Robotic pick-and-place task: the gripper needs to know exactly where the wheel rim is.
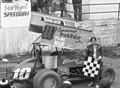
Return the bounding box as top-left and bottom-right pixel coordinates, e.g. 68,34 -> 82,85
43,78 -> 56,88
105,71 -> 114,82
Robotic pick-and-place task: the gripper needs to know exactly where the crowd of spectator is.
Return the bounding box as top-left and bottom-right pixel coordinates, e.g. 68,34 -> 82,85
2,0 -> 82,21
31,0 -> 82,21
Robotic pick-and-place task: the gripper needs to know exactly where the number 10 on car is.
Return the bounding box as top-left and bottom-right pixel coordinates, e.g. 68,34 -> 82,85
13,68 -> 31,80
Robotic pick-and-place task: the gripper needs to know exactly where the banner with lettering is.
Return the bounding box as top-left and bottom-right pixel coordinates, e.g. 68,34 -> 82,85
41,24 -> 91,50
1,0 -> 31,27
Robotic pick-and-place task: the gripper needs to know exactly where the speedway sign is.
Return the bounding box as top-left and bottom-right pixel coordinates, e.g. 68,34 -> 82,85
0,0 -> 31,27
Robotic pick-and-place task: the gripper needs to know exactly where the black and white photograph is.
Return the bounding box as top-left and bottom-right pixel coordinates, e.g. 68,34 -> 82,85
0,0 -> 120,88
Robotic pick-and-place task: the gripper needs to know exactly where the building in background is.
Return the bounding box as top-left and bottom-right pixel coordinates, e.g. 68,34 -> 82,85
30,0 -> 120,20
0,0 -> 120,55
89,0 -> 120,20
66,0 -> 120,20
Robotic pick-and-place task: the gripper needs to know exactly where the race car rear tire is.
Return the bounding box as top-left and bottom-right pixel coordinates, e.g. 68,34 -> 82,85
33,69 -> 61,88
99,77 -> 111,88
99,66 -> 115,88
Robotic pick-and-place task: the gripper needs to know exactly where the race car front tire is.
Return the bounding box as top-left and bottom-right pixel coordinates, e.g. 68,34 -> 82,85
33,69 -> 61,88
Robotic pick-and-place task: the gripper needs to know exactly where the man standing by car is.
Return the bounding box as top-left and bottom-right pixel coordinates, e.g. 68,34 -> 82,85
86,37 -> 103,88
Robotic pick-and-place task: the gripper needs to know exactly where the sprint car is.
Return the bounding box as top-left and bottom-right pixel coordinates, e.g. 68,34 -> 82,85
0,42 -> 115,88
0,12 -> 116,88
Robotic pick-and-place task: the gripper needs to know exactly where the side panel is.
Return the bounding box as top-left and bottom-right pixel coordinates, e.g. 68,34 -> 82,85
57,51 -> 85,67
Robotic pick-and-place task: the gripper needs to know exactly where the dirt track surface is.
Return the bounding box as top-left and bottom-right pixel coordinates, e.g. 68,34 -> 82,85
0,57 -> 120,88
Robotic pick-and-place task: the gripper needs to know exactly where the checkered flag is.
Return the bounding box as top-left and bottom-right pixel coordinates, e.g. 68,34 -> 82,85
82,57 -> 102,77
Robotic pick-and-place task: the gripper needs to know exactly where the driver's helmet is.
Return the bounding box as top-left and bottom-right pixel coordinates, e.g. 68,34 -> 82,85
90,37 -> 97,42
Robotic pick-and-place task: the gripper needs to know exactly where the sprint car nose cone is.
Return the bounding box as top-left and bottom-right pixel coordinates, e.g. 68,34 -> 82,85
0,79 -> 8,85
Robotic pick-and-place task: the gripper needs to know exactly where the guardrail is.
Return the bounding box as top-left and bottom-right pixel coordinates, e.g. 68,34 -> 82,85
66,2 -> 120,20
